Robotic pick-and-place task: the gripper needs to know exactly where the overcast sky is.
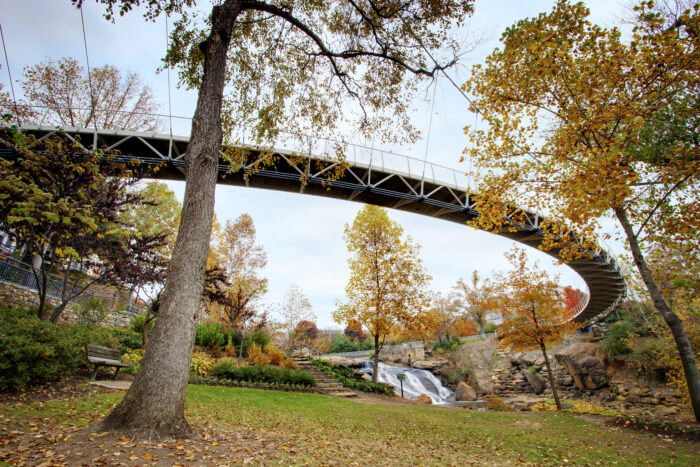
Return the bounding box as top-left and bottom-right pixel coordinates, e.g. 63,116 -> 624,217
0,0 -> 629,328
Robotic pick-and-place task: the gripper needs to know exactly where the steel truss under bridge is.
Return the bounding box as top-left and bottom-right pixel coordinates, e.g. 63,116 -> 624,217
7,126 -> 626,322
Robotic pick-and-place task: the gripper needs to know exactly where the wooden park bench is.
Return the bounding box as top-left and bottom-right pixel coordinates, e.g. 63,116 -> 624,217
86,344 -> 131,380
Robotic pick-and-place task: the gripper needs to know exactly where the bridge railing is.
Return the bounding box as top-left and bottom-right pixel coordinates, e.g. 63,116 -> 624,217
0,255 -> 145,315
10,105 -> 473,191
7,106 -> 630,319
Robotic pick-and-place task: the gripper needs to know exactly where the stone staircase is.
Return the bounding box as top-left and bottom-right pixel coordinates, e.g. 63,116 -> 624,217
293,357 -> 357,398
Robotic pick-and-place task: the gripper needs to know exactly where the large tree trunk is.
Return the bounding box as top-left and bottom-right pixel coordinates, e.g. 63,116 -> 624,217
614,207 -> 700,422
539,342 -> 561,411
93,0 -> 242,440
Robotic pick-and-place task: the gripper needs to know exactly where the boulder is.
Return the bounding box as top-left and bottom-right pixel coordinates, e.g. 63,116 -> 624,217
554,343 -> 607,390
415,394 -> 433,404
411,360 -> 449,370
318,356 -> 356,367
455,382 -> 478,401
290,348 -> 311,358
522,370 -> 545,395
504,396 -> 541,411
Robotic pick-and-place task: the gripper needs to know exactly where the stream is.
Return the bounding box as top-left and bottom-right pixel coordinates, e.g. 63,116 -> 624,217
357,361 -> 454,404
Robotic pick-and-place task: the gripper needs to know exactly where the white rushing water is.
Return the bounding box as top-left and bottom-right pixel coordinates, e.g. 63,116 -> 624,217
357,361 -> 454,404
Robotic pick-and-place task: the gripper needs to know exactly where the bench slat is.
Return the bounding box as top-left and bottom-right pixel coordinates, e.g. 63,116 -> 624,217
86,344 -> 130,368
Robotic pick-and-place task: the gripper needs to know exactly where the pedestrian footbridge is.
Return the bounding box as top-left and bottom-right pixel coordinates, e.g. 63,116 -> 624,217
6,125 -> 627,322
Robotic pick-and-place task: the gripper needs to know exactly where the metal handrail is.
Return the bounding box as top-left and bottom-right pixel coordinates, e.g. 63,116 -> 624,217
0,255 -> 144,315
291,340 -> 358,386
8,113 -> 630,320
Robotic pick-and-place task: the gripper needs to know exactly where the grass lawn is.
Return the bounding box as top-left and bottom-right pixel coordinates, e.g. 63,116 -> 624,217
1,384 -> 698,465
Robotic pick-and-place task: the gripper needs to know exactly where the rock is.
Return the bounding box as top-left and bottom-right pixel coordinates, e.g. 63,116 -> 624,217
415,394 -> 433,404
411,360 -> 448,370
455,382 -> 478,401
290,348 -> 311,358
504,396 -> 541,411
522,370 -> 545,395
319,356 -> 356,367
554,344 -> 607,390
656,406 -> 679,417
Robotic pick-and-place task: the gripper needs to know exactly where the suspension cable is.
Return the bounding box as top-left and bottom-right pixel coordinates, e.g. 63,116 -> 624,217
79,5 -> 98,136
420,81 -> 438,184
0,22 -> 21,125
165,14 -> 173,143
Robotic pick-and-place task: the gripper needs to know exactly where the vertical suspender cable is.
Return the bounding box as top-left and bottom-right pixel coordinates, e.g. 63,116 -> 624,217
0,22 -> 21,125
165,14 -> 173,158
467,108 -> 478,201
420,81 -> 438,192
79,5 -> 99,147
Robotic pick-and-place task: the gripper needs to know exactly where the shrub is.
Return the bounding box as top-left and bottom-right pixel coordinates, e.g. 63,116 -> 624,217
104,327 -> 142,350
223,334 -> 237,357
190,351 -> 215,376
131,313 -> 155,334
211,362 -> 315,387
484,322 -> 498,333
433,334 -> 461,353
121,348 -> 145,374
0,307 -> 118,390
196,324 -> 226,348
280,357 -> 296,369
483,394 -> 513,411
601,321 -> 633,358
264,343 -> 285,366
242,330 -> 270,355
75,297 -> 109,327
211,359 -> 239,378
331,334 -> 363,353
246,344 -> 271,366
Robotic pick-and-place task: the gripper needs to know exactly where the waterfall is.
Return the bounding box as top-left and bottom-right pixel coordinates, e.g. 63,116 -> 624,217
358,361 -> 454,404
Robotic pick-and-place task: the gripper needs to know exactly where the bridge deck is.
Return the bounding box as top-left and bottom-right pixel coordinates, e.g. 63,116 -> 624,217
7,126 -> 627,322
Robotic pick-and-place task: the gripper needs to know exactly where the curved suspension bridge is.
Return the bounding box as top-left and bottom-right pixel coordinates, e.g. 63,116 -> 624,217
5,124 -> 627,323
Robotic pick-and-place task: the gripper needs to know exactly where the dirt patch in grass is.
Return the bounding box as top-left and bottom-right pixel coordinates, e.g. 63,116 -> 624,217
349,392 -> 417,406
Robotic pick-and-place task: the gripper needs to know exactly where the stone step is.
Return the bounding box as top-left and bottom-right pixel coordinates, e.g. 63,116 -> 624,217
292,357 -> 358,398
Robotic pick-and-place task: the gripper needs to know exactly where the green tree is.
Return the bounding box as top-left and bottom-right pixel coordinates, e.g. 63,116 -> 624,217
81,0 -> 475,439
333,205 -> 432,383
0,129 -> 165,322
462,0 -> 700,421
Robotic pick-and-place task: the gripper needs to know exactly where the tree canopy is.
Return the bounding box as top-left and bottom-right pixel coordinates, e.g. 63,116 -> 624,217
0,129 -> 165,322
333,205 -> 432,382
496,247 -> 580,410
462,0 -> 700,421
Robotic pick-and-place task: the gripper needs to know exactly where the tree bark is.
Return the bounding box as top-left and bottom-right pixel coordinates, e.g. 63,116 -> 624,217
614,207 -> 700,422
93,0 -> 242,440
539,342 -> 561,410
372,334 -> 380,383
141,309 -> 154,350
